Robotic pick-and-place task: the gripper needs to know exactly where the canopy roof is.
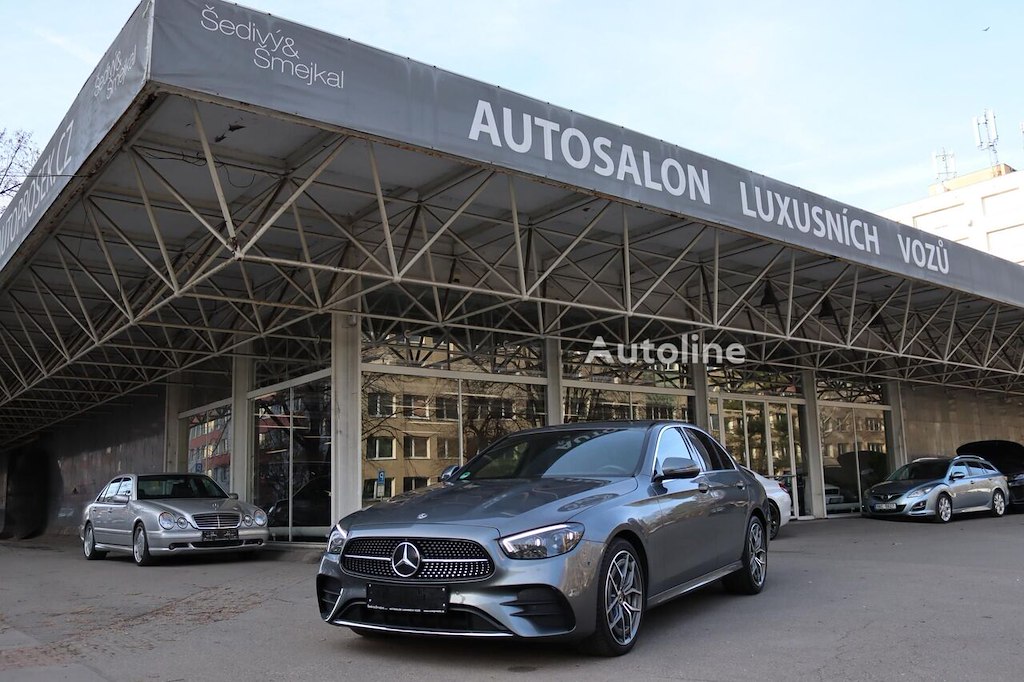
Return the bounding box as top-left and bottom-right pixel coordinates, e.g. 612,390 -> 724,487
2,0 -> 1023,443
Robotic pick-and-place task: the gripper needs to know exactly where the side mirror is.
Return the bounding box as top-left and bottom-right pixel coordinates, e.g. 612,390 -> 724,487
950,472 -> 965,481
440,465 -> 460,482
655,457 -> 701,482
229,492 -> 239,500
111,494 -> 130,504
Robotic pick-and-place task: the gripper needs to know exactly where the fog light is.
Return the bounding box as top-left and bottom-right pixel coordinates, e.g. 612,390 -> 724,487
912,500 -> 926,511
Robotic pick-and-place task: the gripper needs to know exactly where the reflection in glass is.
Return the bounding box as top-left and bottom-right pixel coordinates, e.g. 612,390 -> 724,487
819,405 -> 889,515
361,374 -> 546,507
745,401 -> 767,475
251,377 -> 332,542
186,405 -> 232,492
722,399 -> 745,466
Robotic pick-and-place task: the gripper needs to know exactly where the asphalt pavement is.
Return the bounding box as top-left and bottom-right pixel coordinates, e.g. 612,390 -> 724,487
2,513 -> 1023,681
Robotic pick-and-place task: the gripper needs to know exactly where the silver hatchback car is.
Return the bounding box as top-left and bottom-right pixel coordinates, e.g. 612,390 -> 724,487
317,421 -> 770,656
863,455 -> 1009,522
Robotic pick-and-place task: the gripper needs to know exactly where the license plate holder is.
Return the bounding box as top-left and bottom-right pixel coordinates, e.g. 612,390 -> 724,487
875,502 -> 897,511
366,584 -> 449,614
201,528 -> 239,541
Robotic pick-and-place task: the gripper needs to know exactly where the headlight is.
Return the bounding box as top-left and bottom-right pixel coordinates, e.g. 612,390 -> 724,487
906,486 -> 935,499
158,512 -> 174,530
175,517 -> 187,529
253,509 -> 268,526
326,525 -> 348,555
499,523 -> 585,560
243,514 -> 253,526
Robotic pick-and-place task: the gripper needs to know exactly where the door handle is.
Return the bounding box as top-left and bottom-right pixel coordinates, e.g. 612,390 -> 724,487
698,481 -> 710,493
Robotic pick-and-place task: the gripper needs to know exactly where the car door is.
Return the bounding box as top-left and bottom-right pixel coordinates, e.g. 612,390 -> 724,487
106,477 -> 134,546
91,478 -> 122,544
648,426 -> 718,593
946,462 -> 972,511
686,428 -> 752,567
966,462 -> 993,507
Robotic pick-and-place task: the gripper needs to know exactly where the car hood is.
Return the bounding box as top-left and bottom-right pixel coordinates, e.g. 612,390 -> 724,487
345,477 -> 638,535
868,480 -> 938,496
142,498 -> 257,517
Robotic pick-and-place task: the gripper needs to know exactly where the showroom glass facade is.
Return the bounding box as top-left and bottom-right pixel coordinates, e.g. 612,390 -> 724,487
707,367 -> 807,517
176,317 -> 899,540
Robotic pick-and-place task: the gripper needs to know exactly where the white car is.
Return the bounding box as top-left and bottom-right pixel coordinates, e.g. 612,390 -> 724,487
744,468 -> 792,539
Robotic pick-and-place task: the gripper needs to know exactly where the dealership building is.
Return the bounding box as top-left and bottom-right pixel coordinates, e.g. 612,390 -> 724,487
2,0 -> 1024,541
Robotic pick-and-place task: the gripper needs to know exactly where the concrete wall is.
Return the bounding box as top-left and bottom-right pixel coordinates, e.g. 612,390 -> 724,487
900,384 -> 1024,457
32,387 -> 167,536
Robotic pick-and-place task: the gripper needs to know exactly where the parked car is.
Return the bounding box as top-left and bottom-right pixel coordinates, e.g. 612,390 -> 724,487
743,468 -> 791,539
317,421 -> 770,656
862,455 -> 1009,522
956,440 -> 1024,509
80,474 -> 269,565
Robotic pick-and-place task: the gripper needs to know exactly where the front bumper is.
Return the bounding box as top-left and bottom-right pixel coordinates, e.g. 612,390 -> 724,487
146,526 -> 269,553
1008,481 -> 1024,506
316,524 -> 604,640
863,494 -> 936,517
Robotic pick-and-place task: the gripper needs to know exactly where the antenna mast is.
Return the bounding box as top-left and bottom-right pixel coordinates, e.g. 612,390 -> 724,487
932,147 -> 957,182
973,109 -> 1000,167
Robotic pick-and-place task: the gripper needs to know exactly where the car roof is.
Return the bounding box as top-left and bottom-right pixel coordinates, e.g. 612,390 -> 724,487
508,420 -> 698,437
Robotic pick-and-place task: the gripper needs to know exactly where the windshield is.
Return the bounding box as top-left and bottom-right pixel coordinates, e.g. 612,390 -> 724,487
886,460 -> 949,482
137,475 -> 228,499
457,428 -> 647,480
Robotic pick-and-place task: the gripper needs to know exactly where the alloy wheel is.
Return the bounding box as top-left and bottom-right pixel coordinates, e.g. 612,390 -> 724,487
84,526 -> 94,556
604,550 -> 643,646
133,528 -> 145,563
748,519 -> 767,587
994,491 -> 1006,516
938,496 -> 952,522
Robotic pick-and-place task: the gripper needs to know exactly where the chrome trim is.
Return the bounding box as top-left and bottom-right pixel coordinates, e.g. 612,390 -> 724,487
647,561 -> 743,608
330,618 -> 513,638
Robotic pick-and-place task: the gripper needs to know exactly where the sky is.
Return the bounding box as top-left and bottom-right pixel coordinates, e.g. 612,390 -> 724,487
1,0 -> 1023,213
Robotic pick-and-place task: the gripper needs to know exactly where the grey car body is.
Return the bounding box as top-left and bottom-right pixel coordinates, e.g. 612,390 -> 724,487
863,455 -> 1009,522
80,473 -> 270,565
317,421 -> 770,655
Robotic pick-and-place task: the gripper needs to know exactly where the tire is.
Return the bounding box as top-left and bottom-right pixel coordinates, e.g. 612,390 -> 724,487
934,493 -> 953,523
82,523 -> 106,560
132,524 -> 155,566
991,490 -> 1006,517
579,538 -> 646,657
767,502 -> 781,540
722,515 -> 768,595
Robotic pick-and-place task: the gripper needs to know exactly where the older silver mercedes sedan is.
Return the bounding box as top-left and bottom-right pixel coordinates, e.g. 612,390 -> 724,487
317,421 -> 770,656
80,474 -> 270,565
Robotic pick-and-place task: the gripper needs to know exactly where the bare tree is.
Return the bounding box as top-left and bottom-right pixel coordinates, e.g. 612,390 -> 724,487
0,129 -> 40,215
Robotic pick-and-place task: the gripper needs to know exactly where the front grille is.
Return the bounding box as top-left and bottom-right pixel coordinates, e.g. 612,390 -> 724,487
342,537 -> 494,582
337,603 -> 507,634
192,512 -> 240,529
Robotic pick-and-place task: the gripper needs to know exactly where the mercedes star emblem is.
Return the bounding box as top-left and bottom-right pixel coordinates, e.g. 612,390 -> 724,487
390,541 -> 422,578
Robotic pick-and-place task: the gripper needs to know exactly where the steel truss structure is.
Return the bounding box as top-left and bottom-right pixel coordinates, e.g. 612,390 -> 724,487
2,93 -> 1024,443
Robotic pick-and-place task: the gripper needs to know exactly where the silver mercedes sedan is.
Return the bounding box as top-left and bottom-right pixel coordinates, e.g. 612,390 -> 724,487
80,473 -> 270,565
317,421 -> 770,656
863,455 -> 1009,522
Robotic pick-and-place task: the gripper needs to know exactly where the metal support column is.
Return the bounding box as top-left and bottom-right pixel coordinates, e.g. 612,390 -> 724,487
690,362 -> 710,429
163,378 -> 187,473
801,369 -> 826,518
544,337 -> 563,426
884,381 -> 908,471
331,311 -> 362,521
230,351 -> 253,500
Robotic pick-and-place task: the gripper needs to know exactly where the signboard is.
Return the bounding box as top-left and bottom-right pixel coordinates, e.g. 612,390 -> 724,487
0,1 -> 151,275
